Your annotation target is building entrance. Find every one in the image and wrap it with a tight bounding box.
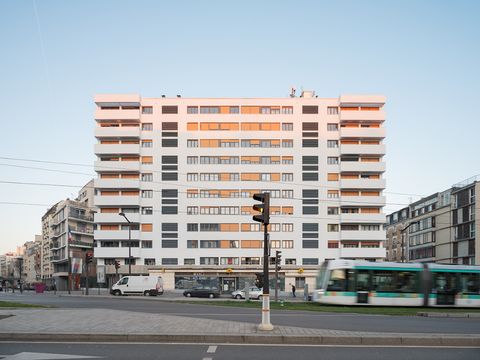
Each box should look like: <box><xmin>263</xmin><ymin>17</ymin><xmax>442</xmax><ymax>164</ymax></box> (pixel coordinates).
<box><xmin>222</xmin><ymin>278</ymin><xmax>236</xmax><ymax>293</ymax></box>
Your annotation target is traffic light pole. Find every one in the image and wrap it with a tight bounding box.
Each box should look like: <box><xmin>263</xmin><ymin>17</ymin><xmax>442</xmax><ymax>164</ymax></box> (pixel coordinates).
<box><xmin>85</xmin><ymin>252</ymin><xmax>89</xmax><ymax>296</ymax></box>
<box><xmin>274</xmin><ymin>259</ymin><xmax>279</xmax><ymax>303</ymax></box>
<box><xmin>259</xmin><ymin>219</ymin><xmax>273</xmax><ymax>331</ymax></box>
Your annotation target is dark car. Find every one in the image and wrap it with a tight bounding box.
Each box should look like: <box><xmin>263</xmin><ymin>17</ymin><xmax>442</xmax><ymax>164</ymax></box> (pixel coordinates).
<box><xmin>183</xmin><ymin>287</ymin><xmax>220</xmax><ymax>298</ymax></box>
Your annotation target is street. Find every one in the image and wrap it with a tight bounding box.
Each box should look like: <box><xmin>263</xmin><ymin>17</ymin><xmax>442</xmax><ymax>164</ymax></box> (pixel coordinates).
<box><xmin>1</xmin><ymin>342</ymin><xmax>479</xmax><ymax>360</ymax></box>
<box><xmin>1</xmin><ymin>292</ymin><xmax>479</xmax><ymax>334</ymax></box>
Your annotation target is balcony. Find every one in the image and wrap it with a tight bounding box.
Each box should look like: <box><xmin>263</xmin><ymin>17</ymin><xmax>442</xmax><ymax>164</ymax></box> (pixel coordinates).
<box><xmin>95</xmin><ymin>109</ymin><xmax>140</xmax><ymax>121</ymax></box>
<box><xmin>94</xmin><ymin>144</ymin><xmax>140</xmax><ymax>156</ymax></box>
<box><xmin>94</xmin><ymin>178</ymin><xmax>140</xmax><ymax>189</ymax></box>
<box><xmin>340</xmin><ymin>213</ymin><xmax>386</xmax><ymax>223</ymax></box>
<box><xmin>341</xmin><ymin>161</ymin><xmax>386</xmax><ymax>173</ymax></box>
<box><xmin>340</xmin><ymin>196</ymin><xmax>386</xmax><ymax>206</ymax></box>
<box><xmin>69</xmin><ymin>240</ymin><xmax>93</xmax><ymax>248</ymax></box>
<box><xmin>95</xmin><ymin>94</ymin><xmax>140</xmax><ymax>105</ymax></box>
<box><xmin>94</xmin><ymin>247</ymin><xmax>142</xmax><ymax>259</ymax></box>
<box><xmin>339</xmin><ymin>247</ymin><xmax>386</xmax><ymax>259</ymax></box>
<box><xmin>68</xmin><ymin>212</ymin><xmax>94</xmax><ymax>222</ymax></box>
<box><xmin>94</xmin><ymin>195</ymin><xmax>140</xmax><ymax>207</ymax></box>
<box><xmin>94</xmin><ymin>127</ymin><xmax>140</xmax><ymax>138</ymax></box>
<box><xmin>340</xmin><ymin>144</ymin><xmax>386</xmax><ymax>155</ymax></box>
<box><xmin>94</xmin><ymin>229</ymin><xmax>141</xmax><ymax>240</ymax></box>
<box><xmin>340</xmin><ymin>179</ymin><xmax>386</xmax><ymax>189</ymax></box>
<box><xmin>94</xmin><ymin>212</ymin><xmax>140</xmax><ymax>224</ymax></box>
<box><xmin>340</xmin><ymin>127</ymin><xmax>386</xmax><ymax>138</ymax></box>
<box><xmin>340</xmin><ymin>230</ymin><xmax>386</xmax><ymax>241</ymax></box>
<box><xmin>94</xmin><ymin>160</ymin><xmax>140</xmax><ymax>172</ymax></box>
<box><xmin>69</xmin><ymin>226</ymin><xmax>94</xmax><ymax>236</ymax></box>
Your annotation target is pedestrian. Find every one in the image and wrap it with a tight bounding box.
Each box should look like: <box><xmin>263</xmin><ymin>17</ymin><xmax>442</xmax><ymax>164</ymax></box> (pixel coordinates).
<box><xmin>291</xmin><ymin>283</ymin><xmax>296</xmax><ymax>297</ymax></box>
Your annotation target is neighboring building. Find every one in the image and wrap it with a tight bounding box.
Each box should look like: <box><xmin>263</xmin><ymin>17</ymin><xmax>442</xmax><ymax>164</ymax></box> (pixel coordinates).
<box><xmin>386</xmin><ymin>175</ymin><xmax>479</xmax><ymax>265</ymax></box>
<box><xmin>385</xmin><ymin>207</ymin><xmax>409</xmax><ymax>262</ymax></box>
<box><xmin>408</xmin><ymin>190</ymin><xmax>452</xmax><ymax>263</ymax></box>
<box><xmin>93</xmin><ymin>92</ymin><xmax>387</xmax><ymax>291</ymax></box>
<box><xmin>22</xmin><ymin>235</ymin><xmax>42</xmax><ymax>285</ymax></box>
<box><xmin>41</xmin><ymin>180</ymin><xmax>96</xmax><ymax>290</ymax></box>
<box><xmin>451</xmin><ymin>177</ymin><xmax>479</xmax><ymax>265</ymax></box>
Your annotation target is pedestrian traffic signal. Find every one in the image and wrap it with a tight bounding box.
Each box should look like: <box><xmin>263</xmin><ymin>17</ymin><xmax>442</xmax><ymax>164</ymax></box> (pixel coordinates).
<box><xmin>114</xmin><ymin>260</ymin><xmax>120</xmax><ymax>270</ymax></box>
<box><xmin>254</xmin><ymin>272</ymin><xmax>264</xmax><ymax>289</ymax></box>
<box><xmin>86</xmin><ymin>251</ymin><xmax>94</xmax><ymax>264</ymax></box>
<box><xmin>275</xmin><ymin>250</ymin><xmax>282</xmax><ymax>272</ymax></box>
<box><xmin>252</xmin><ymin>193</ymin><xmax>270</xmax><ymax>225</ymax></box>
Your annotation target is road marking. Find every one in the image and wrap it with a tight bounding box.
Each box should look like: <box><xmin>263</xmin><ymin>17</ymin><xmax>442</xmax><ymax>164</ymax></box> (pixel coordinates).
<box><xmin>0</xmin><ymin>352</ymin><xmax>101</xmax><ymax>359</ymax></box>
<box><xmin>202</xmin><ymin>358</ymin><xmax>212</xmax><ymax>360</ymax></box>
<box><xmin>206</xmin><ymin>345</ymin><xmax>217</xmax><ymax>353</ymax></box>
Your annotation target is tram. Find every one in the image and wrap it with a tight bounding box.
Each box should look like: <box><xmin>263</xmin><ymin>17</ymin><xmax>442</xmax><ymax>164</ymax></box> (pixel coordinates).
<box><xmin>313</xmin><ymin>260</ymin><xmax>480</xmax><ymax>307</ymax></box>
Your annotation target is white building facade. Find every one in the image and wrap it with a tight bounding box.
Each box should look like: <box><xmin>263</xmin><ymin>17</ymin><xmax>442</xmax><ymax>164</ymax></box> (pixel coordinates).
<box><xmin>93</xmin><ymin>92</ymin><xmax>387</xmax><ymax>291</ymax></box>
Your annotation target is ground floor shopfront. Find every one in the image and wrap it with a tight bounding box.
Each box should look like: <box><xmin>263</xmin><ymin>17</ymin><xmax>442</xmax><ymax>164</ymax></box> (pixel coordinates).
<box><xmin>148</xmin><ymin>265</ymin><xmax>319</xmax><ymax>294</ymax></box>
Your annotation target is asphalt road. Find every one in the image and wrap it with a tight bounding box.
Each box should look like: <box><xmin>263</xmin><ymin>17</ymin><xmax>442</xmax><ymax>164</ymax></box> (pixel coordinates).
<box><xmin>1</xmin><ymin>342</ymin><xmax>479</xmax><ymax>360</ymax></box>
<box><xmin>2</xmin><ymin>292</ymin><xmax>480</xmax><ymax>334</ymax></box>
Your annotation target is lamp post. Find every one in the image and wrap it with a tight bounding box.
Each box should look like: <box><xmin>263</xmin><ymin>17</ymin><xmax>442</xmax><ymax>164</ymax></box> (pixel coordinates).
<box><xmin>119</xmin><ymin>212</ymin><xmax>132</xmax><ymax>275</ymax></box>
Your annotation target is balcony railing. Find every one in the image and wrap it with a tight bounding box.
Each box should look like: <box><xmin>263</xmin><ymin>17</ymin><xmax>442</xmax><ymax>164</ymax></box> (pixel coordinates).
<box><xmin>69</xmin><ymin>211</ymin><xmax>94</xmax><ymax>222</ymax></box>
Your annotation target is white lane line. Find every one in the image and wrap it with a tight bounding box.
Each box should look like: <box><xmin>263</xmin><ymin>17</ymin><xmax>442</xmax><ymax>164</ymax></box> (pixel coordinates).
<box><xmin>202</xmin><ymin>358</ymin><xmax>213</xmax><ymax>360</ymax></box>
<box><xmin>207</xmin><ymin>345</ymin><xmax>217</xmax><ymax>353</ymax></box>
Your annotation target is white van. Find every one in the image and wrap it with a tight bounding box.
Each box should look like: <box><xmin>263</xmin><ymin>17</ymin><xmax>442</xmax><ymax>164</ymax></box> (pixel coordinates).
<box><xmin>110</xmin><ymin>276</ymin><xmax>163</xmax><ymax>296</ymax></box>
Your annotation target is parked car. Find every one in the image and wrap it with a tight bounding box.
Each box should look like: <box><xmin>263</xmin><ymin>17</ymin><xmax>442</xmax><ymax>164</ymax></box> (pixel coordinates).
<box><xmin>231</xmin><ymin>287</ymin><xmax>263</xmax><ymax>300</ymax></box>
<box><xmin>183</xmin><ymin>287</ymin><xmax>220</xmax><ymax>298</ymax></box>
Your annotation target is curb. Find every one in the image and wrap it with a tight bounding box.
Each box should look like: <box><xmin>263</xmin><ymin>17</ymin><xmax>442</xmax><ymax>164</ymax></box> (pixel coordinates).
<box><xmin>417</xmin><ymin>312</ymin><xmax>480</xmax><ymax>318</ymax></box>
<box><xmin>1</xmin><ymin>333</ymin><xmax>479</xmax><ymax>346</ymax></box>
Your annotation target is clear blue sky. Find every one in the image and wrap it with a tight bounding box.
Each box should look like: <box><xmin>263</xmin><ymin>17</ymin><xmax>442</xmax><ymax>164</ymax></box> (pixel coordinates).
<box><xmin>0</xmin><ymin>0</ymin><xmax>479</xmax><ymax>253</ymax></box>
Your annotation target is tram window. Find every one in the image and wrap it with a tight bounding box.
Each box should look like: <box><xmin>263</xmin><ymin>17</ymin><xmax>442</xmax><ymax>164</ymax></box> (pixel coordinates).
<box><xmin>397</xmin><ymin>271</ymin><xmax>418</xmax><ymax>293</ymax></box>
<box><xmin>356</xmin><ymin>271</ymin><xmax>370</xmax><ymax>291</ymax></box>
<box><xmin>347</xmin><ymin>270</ymin><xmax>355</xmax><ymax>292</ymax></box>
<box><xmin>372</xmin><ymin>271</ymin><xmax>395</xmax><ymax>292</ymax></box>
<box><xmin>459</xmin><ymin>273</ymin><xmax>479</xmax><ymax>294</ymax></box>
<box><xmin>434</xmin><ymin>273</ymin><xmax>457</xmax><ymax>292</ymax></box>
<box><xmin>327</xmin><ymin>269</ymin><xmax>346</xmax><ymax>291</ymax></box>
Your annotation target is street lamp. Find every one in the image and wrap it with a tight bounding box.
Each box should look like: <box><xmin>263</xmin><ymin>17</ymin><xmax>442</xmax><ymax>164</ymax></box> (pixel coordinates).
<box><xmin>400</xmin><ymin>221</ymin><xmax>420</xmax><ymax>263</ymax></box>
<box><xmin>119</xmin><ymin>212</ymin><xmax>132</xmax><ymax>275</ymax></box>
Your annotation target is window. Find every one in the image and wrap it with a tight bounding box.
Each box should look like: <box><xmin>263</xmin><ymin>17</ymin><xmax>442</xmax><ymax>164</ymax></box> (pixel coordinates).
<box><xmin>327</xmin><ymin>190</ymin><xmax>339</xmax><ymax>198</ymax></box>
<box><xmin>281</xmin><ymin>173</ymin><xmax>293</xmax><ymax>182</ymax></box>
<box><xmin>142</xmin><ymin>123</ymin><xmax>153</xmax><ymax>131</ymax></box>
<box><xmin>302</xmin><ymin>156</ymin><xmax>318</xmax><ymax>164</ymax></box>
<box><xmin>303</xmin><ymin>240</ymin><xmax>318</xmax><ymax>248</ymax></box>
<box><xmin>162</xmin><ymin>139</ymin><xmax>178</xmax><ymax>147</ymax></box>
<box><xmin>282</xmin><ymin>240</ymin><xmax>294</xmax><ymax>249</ymax></box>
<box><xmin>162</xmin><ymin>240</ymin><xmax>178</xmax><ymax>248</ymax></box>
<box><xmin>327</xmin><ymin>224</ymin><xmax>339</xmax><ymax>232</ymax></box>
<box><xmin>187</xmin><ymin>156</ymin><xmax>198</xmax><ymax>164</ymax></box>
<box><xmin>327</xmin><ymin>173</ymin><xmax>339</xmax><ymax>181</ymax></box>
<box><xmin>141</xmin><ymin>207</ymin><xmax>153</xmax><ymax>215</ymax></box>
<box><xmin>302</xmin><ymin>173</ymin><xmax>318</xmax><ymax>181</ymax></box>
<box><xmin>141</xmin><ymin>140</ymin><xmax>153</xmax><ymax>148</ymax></box>
<box><xmin>282</xmin><ymin>223</ymin><xmax>293</xmax><ymax>232</ymax></box>
<box><xmin>327</xmin><ymin>123</ymin><xmax>338</xmax><ymax>131</ymax></box>
<box><xmin>327</xmin><ymin>140</ymin><xmax>338</xmax><ymax>148</ymax></box>
<box><xmin>141</xmin><ymin>190</ymin><xmax>153</xmax><ymax>198</ymax></box>
<box><xmin>327</xmin><ymin>207</ymin><xmax>339</xmax><ymax>215</ymax></box>
<box><xmin>187</xmin><ymin>240</ymin><xmax>198</xmax><ymax>248</ymax></box>
<box><xmin>327</xmin><ymin>157</ymin><xmax>339</xmax><ymax>165</ymax></box>
<box><xmin>187</xmin><ymin>223</ymin><xmax>198</xmax><ymax>232</ymax></box>
<box><xmin>286</xmin><ymin>258</ymin><xmax>296</xmax><ymax>265</ymax></box>
<box><xmin>162</xmin><ymin>258</ymin><xmax>178</xmax><ymax>265</ymax></box>
<box><xmin>200</xmin><ymin>257</ymin><xmax>219</xmax><ymax>265</ymax></box>
<box><xmin>141</xmin><ymin>173</ymin><xmax>153</xmax><ymax>182</ymax></box>
<box><xmin>187</xmin><ymin>139</ymin><xmax>198</xmax><ymax>148</ymax></box>
<box><xmin>328</xmin><ymin>241</ymin><xmax>339</xmax><ymax>248</ymax></box>
<box><xmin>229</xmin><ymin>106</ymin><xmax>240</xmax><ymax>114</ymax></box>
<box><xmin>187</xmin><ymin>106</ymin><xmax>198</xmax><ymax>114</ymax></box>
<box><xmin>282</xmin><ymin>190</ymin><xmax>294</xmax><ymax>198</ymax></box>
<box><xmin>142</xmin><ymin>156</ymin><xmax>153</xmax><ymax>164</ymax></box>
<box><xmin>327</xmin><ymin>107</ymin><xmax>339</xmax><ymax>115</ymax></box>
<box><xmin>302</xmin><ymin>258</ymin><xmax>319</xmax><ymax>265</ymax></box>
<box><xmin>184</xmin><ymin>258</ymin><xmax>195</xmax><ymax>265</ymax></box>
<box><xmin>282</xmin><ymin>123</ymin><xmax>293</xmax><ymax>131</ymax></box>
<box><xmin>142</xmin><ymin>241</ymin><xmax>153</xmax><ymax>248</ymax></box>
<box><xmin>142</xmin><ymin>106</ymin><xmax>153</xmax><ymax>114</ymax></box>
<box><xmin>187</xmin><ymin>206</ymin><xmax>198</xmax><ymax>215</ymax></box>
<box><xmin>144</xmin><ymin>258</ymin><xmax>155</xmax><ymax>265</ymax></box>
<box><xmin>302</xmin><ymin>139</ymin><xmax>318</xmax><ymax>148</ymax></box>
<box><xmin>162</xmin><ymin>106</ymin><xmax>178</xmax><ymax>114</ymax></box>
<box><xmin>302</xmin><ymin>106</ymin><xmax>318</xmax><ymax>114</ymax></box>
<box><xmin>282</xmin><ymin>106</ymin><xmax>293</xmax><ymax>114</ymax></box>
<box><xmin>282</xmin><ymin>139</ymin><xmax>293</xmax><ymax>147</ymax></box>
<box><xmin>187</xmin><ymin>173</ymin><xmax>198</xmax><ymax>181</ymax></box>
<box><xmin>200</xmin><ymin>106</ymin><xmax>220</xmax><ymax>114</ymax></box>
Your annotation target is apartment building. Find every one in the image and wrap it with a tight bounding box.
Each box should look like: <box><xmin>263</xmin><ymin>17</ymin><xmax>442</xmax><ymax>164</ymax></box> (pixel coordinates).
<box><xmin>41</xmin><ymin>180</ymin><xmax>96</xmax><ymax>290</ymax></box>
<box><xmin>451</xmin><ymin>177</ymin><xmax>479</xmax><ymax>265</ymax></box>
<box><xmin>385</xmin><ymin>207</ymin><xmax>409</xmax><ymax>262</ymax></box>
<box><xmin>386</xmin><ymin>176</ymin><xmax>479</xmax><ymax>265</ymax></box>
<box><xmin>93</xmin><ymin>91</ymin><xmax>387</xmax><ymax>290</ymax></box>
<box><xmin>22</xmin><ymin>235</ymin><xmax>42</xmax><ymax>285</ymax></box>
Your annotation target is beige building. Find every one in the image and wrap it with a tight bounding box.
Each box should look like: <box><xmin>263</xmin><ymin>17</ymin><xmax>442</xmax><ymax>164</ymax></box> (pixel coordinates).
<box><xmin>385</xmin><ymin>207</ymin><xmax>409</xmax><ymax>262</ymax></box>
<box><xmin>22</xmin><ymin>235</ymin><xmax>42</xmax><ymax>285</ymax></box>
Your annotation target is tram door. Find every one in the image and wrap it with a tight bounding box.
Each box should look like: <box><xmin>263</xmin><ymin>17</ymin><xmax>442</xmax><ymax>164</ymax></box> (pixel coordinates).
<box><xmin>434</xmin><ymin>272</ymin><xmax>456</xmax><ymax>305</ymax></box>
<box><xmin>356</xmin><ymin>270</ymin><xmax>370</xmax><ymax>304</ymax></box>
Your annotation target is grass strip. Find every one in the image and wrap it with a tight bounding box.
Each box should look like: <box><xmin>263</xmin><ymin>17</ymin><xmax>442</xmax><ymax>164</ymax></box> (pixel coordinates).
<box><xmin>182</xmin><ymin>300</ymin><xmax>480</xmax><ymax>316</ymax></box>
<box><xmin>0</xmin><ymin>301</ymin><xmax>47</xmax><ymax>308</ymax></box>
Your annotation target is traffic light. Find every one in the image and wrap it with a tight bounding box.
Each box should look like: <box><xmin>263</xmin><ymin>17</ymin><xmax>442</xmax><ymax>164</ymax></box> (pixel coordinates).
<box><xmin>252</xmin><ymin>193</ymin><xmax>270</xmax><ymax>225</ymax></box>
<box><xmin>114</xmin><ymin>260</ymin><xmax>120</xmax><ymax>270</ymax></box>
<box><xmin>86</xmin><ymin>251</ymin><xmax>94</xmax><ymax>264</ymax></box>
<box><xmin>275</xmin><ymin>250</ymin><xmax>282</xmax><ymax>272</ymax></box>
<box><xmin>254</xmin><ymin>272</ymin><xmax>264</xmax><ymax>289</ymax></box>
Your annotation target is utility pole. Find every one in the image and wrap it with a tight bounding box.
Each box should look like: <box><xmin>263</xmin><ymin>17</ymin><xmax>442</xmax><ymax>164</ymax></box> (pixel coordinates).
<box><xmin>253</xmin><ymin>192</ymin><xmax>273</xmax><ymax>331</ymax></box>
<box><xmin>119</xmin><ymin>213</ymin><xmax>132</xmax><ymax>275</ymax></box>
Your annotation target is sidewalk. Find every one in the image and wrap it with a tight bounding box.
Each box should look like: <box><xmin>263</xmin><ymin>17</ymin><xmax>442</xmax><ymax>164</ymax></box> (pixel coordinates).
<box><xmin>0</xmin><ymin>308</ymin><xmax>479</xmax><ymax>346</ymax></box>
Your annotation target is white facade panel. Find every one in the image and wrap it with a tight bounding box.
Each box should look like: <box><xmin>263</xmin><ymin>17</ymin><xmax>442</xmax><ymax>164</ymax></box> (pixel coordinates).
<box><xmin>95</xmin><ymin>109</ymin><xmax>140</xmax><ymax>121</ymax></box>
<box><xmin>94</xmin><ymin>179</ymin><xmax>140</xmax><ymax>189</ymax></box>
<box><xmin>94</xmin><ymin>161</ymin><xmax>140</xmax><ymax>172</ymax></box>
<box><xmin>340</xmin><ymin>127</ymin><xmax>386</xmax><ymax>138</ymax></box>
<box><xmin>94</xmin><ymin>144</ymin><xmax>140</xmax><ymax>155</ymax></box>
<box><xmin>95</xmin><ymin>127</ymin><xmax>140</xmax><ymax>138</ymax></box>
<box><xmin>94</xmin><ymin>196</ymin><xmax>140</xmax><ymax>207</ymax></box>
<box><xmin>340</xmin><ymin>247</ymin><xmax>386</xmax><ymax>258</ymax></box>
<box><xmin>340</xmin><ymin>144</ymin><xmax>386</xmax><ymax>155</ymax></box>
<box><xmin>340</xmin><ymin>162</ymin><xmax>386</xmax><ymax>173</ymax></box>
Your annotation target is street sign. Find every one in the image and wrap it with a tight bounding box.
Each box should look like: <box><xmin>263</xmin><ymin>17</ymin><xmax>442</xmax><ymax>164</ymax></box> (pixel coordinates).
<box><xmin>96</xmin><ymin>265</ymin><xmax>106</xmax><ymax>283</ymax></box>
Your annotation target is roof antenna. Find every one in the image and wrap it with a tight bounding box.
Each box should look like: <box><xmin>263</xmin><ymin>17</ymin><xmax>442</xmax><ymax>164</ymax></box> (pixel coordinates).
<box><xmin>290</xmin><ymin>87</ymin><xmax>296</xmax><ymax>98</ymax></box>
